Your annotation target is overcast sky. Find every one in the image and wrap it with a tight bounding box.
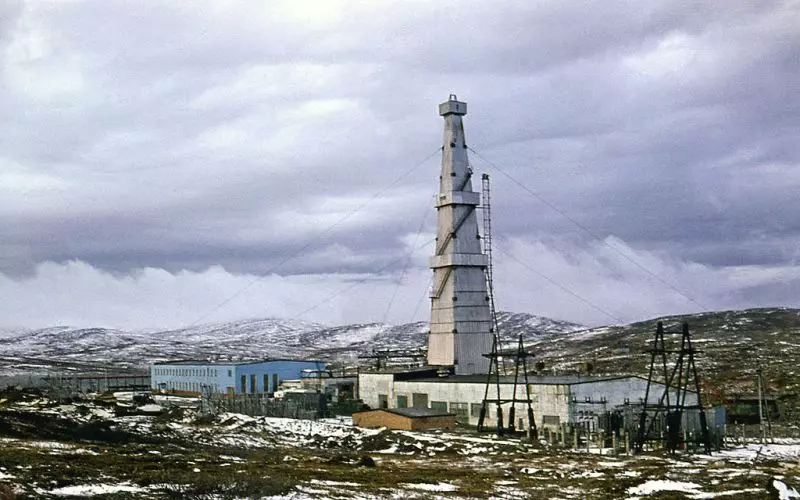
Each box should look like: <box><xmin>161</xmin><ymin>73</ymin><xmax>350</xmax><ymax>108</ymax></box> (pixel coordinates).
<box><xmin>1</xmin><ymin>1</ymin><xmax>799</xmax><ymax>330</ymax></box>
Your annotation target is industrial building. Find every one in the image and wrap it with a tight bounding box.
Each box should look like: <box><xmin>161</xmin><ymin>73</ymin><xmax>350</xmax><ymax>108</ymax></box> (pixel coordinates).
<box><xmin>359</xmin><ymin>370</ymin><xmax>697</xmax><ymax>432</ymax></box>
<box><xmin>356</xmin><ymin>95</ymin><xmax>722</xmax><ymax>448</ymax></box>
<box><xmin>151</xmin><ymin>359</ymin><xmax>325</xmax><ymax>395</ymax></box>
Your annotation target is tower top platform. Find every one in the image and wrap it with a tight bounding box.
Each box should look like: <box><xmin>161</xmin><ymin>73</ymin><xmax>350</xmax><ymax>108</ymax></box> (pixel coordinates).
<box><xmin>439</xmin><ymin>94</ymin><xmax>467</xmax><ymax>116</ymax></box>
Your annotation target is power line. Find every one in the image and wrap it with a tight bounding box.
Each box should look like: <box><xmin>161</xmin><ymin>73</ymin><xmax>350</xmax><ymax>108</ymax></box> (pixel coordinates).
<box><xmin>410</xmin><ymin>275</ymin><xmax>434</xmax><ymax>324</ymax></box>
<box><xmin>185</xmin><ymin>147</ymin><xmax>442</xmax><ymax>327</ymax></box>
<box><xmin>381</xmin><ymin>195</ymin><xmax>433</xmax><ymax>324</ymax></box>
<box><xmin>292</xmin><ymin>238</ymin><xmax>436</xmax><ymax>321</ymax></box>
<box><xmin>494</xmin><ymin>246</ymin><xmax>624</xmax><ymax>324</ymax></box>
<box><xmin>467</xmin><ymin>146</ymin><xmax>709</xmax><ymax>313</ymax></box>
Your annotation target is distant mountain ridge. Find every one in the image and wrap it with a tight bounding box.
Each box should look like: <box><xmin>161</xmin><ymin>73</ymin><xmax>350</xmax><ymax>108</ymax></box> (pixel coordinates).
<box><xmin>0</xmin><ymin>312</ymin><xmax>583</xmax><ymax>376</ymax></box>
<box><xmin>3</xmin><ymin>307</ymin><xmax>797</xmax><ymax>396</ymax></box>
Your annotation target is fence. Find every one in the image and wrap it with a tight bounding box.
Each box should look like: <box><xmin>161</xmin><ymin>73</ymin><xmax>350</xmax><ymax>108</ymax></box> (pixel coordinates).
<box><xmin>200</xmin><ymin>392</ymin><xmax>326</xmax><ymax>420</ymax></box>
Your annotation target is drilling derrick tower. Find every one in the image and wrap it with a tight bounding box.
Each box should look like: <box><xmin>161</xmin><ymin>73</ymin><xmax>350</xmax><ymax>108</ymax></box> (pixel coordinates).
<box><xmin>427</xmin><ymin>95</ymin><xmax>493</xmax><ymax>375</ymax></box>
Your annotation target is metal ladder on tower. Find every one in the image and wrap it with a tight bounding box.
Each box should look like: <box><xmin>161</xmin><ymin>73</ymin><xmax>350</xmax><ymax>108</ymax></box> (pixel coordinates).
<box><xmin>477</xmin><ymin>174</ymin><xmax>537</xmax><ymax>439</ymax></box>
<box><xmin>482</xmin><ymin>174</ymin><xmax>498</xmax><ymax>331</ymax></box>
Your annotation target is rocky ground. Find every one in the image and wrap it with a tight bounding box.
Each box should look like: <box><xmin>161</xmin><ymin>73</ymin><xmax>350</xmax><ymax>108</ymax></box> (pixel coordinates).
<box><xmin>0</xmin><ymin>390</ymin><xmax>798</xmax><ymax>499</ymax></box>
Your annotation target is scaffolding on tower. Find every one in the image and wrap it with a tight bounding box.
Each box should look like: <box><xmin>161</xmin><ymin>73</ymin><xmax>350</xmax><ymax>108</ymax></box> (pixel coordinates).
<box><xmin>476</xmin><ymin>174</ymin><xmax>538</xmax><ymax>440</ymax></box>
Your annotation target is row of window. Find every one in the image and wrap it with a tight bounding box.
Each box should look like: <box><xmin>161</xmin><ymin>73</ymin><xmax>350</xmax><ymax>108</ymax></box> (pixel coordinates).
<box><xmin>386</xmin><ymin>393</ymin><xmax>563</xmax><ymax>427</ymax></box>
<box><xmin>154</xmin><ymin>367</ymin><xmax>233</xmax><ymax>378</ymax></box>
<box><xmin>161</xmin><ymin>380</ymin><xmax>217</xmax><ymax>392</ymax></box>
<box><xmin>386</xmin><ymin>393</ymin><xmax>481</xmax><ymax>422</ymax></box>
<box><xmin>239</xmin><ymin>373</ymin><xmax>280</xmax><ymax>394</ymax></box>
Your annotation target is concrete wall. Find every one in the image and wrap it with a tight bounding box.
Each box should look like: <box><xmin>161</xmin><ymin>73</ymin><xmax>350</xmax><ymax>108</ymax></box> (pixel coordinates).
<box><xmin>358</xmin><ymin>374</ymin><xmax>700</xmax><ymax>431</ymax></box>
<box><xmin>372</xmin><ymin>379</ymin><xmax>545</xmax><ymax>430</ymax></box>
<box><xmin>358</xmin><ymin>373</ymin><xmax>395</xmax><ymax>408</ymax></box>
<box><xmin>151</xmin><ymin>360</ymin><xmax>325</xmax><ymax>394</ymax></box>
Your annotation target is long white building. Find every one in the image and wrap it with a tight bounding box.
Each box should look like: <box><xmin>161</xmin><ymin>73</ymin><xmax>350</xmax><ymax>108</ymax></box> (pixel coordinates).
<box><xmin>359</xmin><ymin>371</ymin><xmax>697</xmax><ymax>431</ymax></box>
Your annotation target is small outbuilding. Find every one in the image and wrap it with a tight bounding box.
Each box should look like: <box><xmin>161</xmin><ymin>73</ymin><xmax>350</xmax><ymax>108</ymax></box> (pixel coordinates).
<box><xmin>352</xmin><ymin>407</ymin><xmax>456</xmax><ymax>431</ymax></box>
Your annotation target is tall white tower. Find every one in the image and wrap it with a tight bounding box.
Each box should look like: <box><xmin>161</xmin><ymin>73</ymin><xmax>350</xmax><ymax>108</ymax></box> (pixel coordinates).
<box><xmin>427</xmin><ymin>95</ymin><xmax>493</xmax><ymax>375</ymax></box>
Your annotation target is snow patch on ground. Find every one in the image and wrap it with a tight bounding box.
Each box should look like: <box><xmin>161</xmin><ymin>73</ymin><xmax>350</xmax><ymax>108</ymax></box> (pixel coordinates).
<box><xmin>627</xmin><ymin>480</ymin><xmax>701</xmax><ymax>497</ymax></box>
<box><xmin>774</xmin><ymin>480</ymin><xmax>800</xmax><ymax>499</ymax></box>
<box><xmin>310</xmin><ymin>479</ymin><xmax>361</xmax><ymax>487</ymax></box>
<box><xmin>402</xmin><ymin>481</ymin><xmax>459</xmax><ymax>492</ymax></box>
<box><xmin>43</xmin><ymin>482</ymin><xmax>147</xmax><ymax>496</ymax></box>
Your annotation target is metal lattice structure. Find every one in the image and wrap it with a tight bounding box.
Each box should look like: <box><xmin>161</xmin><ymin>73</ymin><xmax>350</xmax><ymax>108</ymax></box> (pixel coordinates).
<box><xmin>756</xmin><ymin>366</ymin><xmax>774</xmax><ymax>442</ymax></box>
<box><xmin>477</xmin><ymin>335</ymin><xmax>537</xmax><ymax>439</ymax></box>
<box><xmin>635</xmin><ymin>321</ymin><xmax>711</xmax><ymax>453</ymax></box>
<box><xmin>474</xmin><ymin>174</ymin><xmax>537</xmax><ymax>439</ymax></box>
<box><xmin>357</xmin><ymin>350</ymin><xmax>427</xmax><ymax>371</ymax></box>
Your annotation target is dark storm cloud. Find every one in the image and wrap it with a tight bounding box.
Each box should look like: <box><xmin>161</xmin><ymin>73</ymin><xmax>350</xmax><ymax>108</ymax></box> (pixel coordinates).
<box><xmin>1</xmin><ymin>0</ymin><xmax>799</xmax><ymax>328</ymax></box>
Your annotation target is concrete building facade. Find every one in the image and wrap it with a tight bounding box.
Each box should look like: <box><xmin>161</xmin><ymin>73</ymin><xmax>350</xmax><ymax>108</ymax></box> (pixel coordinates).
<box><xmin>427</xmin><ymin>95</ymin><xmax>493</xmax><ymax>375</ymax></box>
<box><xmin>151</xmin><ymin>359</ymin><xmax>325</xmax><ymax>395</ymax></box>
<box><xmin>358</xmin><ymin>372</ymin><xmax>697</xmax><ymax>431</ymax></box>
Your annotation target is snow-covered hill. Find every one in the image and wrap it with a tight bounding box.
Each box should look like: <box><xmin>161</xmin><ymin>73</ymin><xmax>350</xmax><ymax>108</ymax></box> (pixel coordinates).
<box><xmin>0</xmin><ymin>312</ymin><xmax>584</xmax><ymax>376</ymax></box>
<box><xmin>3</xmin><ymin>307</ymin><xmax>799</xmax><ymax>393</ymax></box>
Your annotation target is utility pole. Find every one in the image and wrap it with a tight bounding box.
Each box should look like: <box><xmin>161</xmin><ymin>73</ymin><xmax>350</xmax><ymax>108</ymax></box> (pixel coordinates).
<box><xmin>757</xmin><ymin>367</ymin><xmax>764</xmax><ymax>443</ymax></box>
<box><xmin>756</xmin><ymin>367</ymin><xmax>773</xmax><ymax>443</ymax></box>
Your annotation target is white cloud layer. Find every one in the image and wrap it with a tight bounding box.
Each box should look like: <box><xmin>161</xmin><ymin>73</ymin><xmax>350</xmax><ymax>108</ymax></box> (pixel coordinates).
<box><xmin>1</xmin><ymin>1</ymin><xmax>798</xmax><ymax>327</ymax></box>
<box><xmin>2</xmin><ymin>236</ymin><xmax>797</xmax><ymax>331</ymax></box>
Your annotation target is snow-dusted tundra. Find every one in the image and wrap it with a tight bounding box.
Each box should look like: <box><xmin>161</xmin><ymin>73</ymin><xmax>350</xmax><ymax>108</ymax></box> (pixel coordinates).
<box><xmin>0</xmin><ymin>392</ymin><xmax>798</xmax><ymax>499</ymax></box>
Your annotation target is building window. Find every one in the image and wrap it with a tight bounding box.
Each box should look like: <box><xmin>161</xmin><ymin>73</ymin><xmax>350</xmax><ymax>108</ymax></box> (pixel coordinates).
<box><xmin>228</xmin><ymin>369</ymin><xmax>232</xmax><ymax>377</ymax></box>
<box><xmin>263</xmin><ymin>374</ymin><xmax>269</xmax><ymax>393</ymax></box>
<box><xmin>430</xmin><ymin>401</ymin><xmax>447</xmax><ymax>411</ymax></box>
<box><xmin>542</xmin><ymin>415</ymin><xmax>560</xmax><ymax>427</ymax></box>
<box><xmin>378</xmin><ymin>394</ymin><xmax>388</xmax><ymax>409</ymax></box>
<box><xmin>250</xmin><ymin>374</ymin><xmax>256</xmax><ymax>394</ymax></box>
<box><xmin>412</xmin><ymin>393</ymin><xmax>429</xmax><ymax>409</ymax></box>
<box><xmin>450</xmin><ymin>402</ymin><xmax>469</xmax><ymax>423</ymax></box>
<box><xmin>240</xmin><ymin>375</ymin><xmax>247</xmax><ymax>393</ymax></box>
<box><xmin>470</xmin><ymin>403</ymin><xmax>483</xmax><ymax>417</ymax></box>
<box><xmin>397</xmin><ymin>395</ymin><xmax>408</xmax><ymax>408</ymax></box>
<box><xmin>273</xmin><ymin>374</ymin><xmax>279</xmax><ymax>392</ymax></box>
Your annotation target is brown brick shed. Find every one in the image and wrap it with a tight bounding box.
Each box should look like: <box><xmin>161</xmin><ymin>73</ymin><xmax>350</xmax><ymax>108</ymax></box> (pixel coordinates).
<box><xmin>352</xmin><ymin>407</ymin><xmax>457</xmax><ymax>431</ymax></box>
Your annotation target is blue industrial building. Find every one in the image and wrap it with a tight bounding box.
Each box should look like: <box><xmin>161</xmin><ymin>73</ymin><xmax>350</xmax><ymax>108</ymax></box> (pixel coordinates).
<box><xmin>150</xmin><ymin>359</ymin><xmax>325</xmax><ymax>395</ymax></box>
